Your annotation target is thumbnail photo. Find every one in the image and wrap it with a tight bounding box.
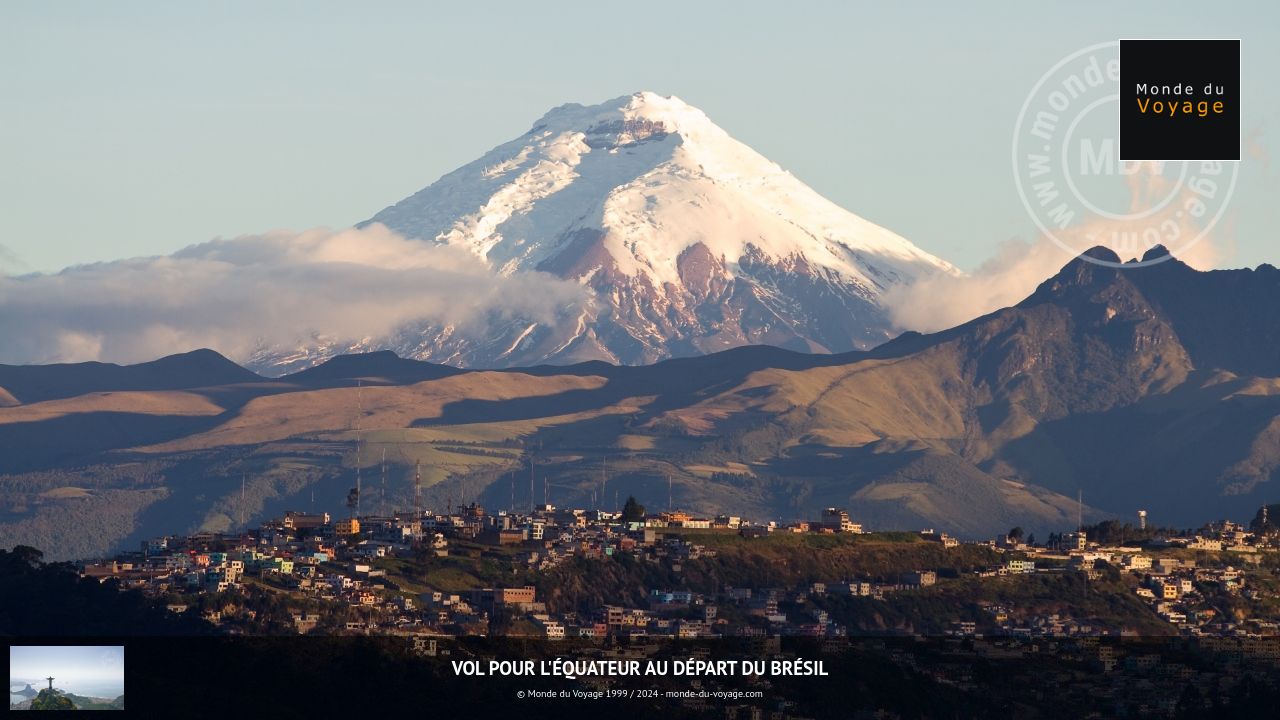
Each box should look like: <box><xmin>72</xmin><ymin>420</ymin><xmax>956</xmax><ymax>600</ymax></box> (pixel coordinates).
<box><xmin>9</xmin><ymin>646</ymin><xmax>124</xmax><ymax>711</ymax></box>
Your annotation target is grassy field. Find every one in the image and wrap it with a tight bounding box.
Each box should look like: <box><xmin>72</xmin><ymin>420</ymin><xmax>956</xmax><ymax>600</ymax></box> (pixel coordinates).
<box><xmin>814</xmin><ymin>571</ymin><xmax>1172</xmax><ymax>635</ymax></box>
<box><xmin>526</xmin><ymin>533</ymin><xmax>1004</xmax><ymax>615</ymax></box>
<box><xmin>372</xmin><ymin>541</ymin><xmax>531</xmax><ymax>594</ymax></box>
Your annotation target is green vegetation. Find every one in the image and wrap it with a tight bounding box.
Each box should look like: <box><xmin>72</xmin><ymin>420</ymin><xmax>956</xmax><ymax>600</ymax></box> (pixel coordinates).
<box><xmin>0</xmin><ymin>545</ymin><xmax>214</xmax><ymax>635</ymax></box>
<box><xmin>63</xmin><ymin>693</ymin><xmax>125</xmax><ymax>710</ymax></box>
<box><xmin>373</xmin><ymin>542</ymin><xmax>532</xmax><ymax>593</ymax></box>
<box><xmin>0</xmin><ymin>487</ymin><xmax>168</xmax><ymax>563</ymax></box>
<box><xmin>816</xmin><ymin>572</ymin><xmax>1170</xmax><ymax>635</ymax></box>
<box><xmin>621</xmin><ymin>496</ymin><xmax>645</xmax><ymax>523</ymax></box>
<box><xmin>667</xmin><ymin>530</ymin><xmax>926</xmax><ymax>548</ymax></box>
<box><xmin>1251</xmin><ymin>504</ymin><xmax>1280</xmax><ymax>533</ymax></box>
<box><xmin>535</xmin><ymin>533</ymin><xmax>1001</xmax><ymax>615</ymax></box>
<box><xmin>1080</xmin><ymin>518</ymin><xmax>1186</xmax><ymax>545</ymax></box>
<box><xmin>29</xmin><ymin>688</ymin><xmax>75</xmax><ymax>710</ymax></box>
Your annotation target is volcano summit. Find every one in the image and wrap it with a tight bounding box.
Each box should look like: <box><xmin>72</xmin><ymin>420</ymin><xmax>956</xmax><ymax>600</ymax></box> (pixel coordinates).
<box><xmin>252</xmin><ymin>92</ymin><xmax>956</xmax><ymax>373</ymax></box>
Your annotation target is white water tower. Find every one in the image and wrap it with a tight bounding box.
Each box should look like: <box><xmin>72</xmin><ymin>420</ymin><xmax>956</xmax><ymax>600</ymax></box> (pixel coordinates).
<box><xmin>1138</xmin><ymin>509</ymin><xmax>1147</xmax><ymax>531</ymax></box>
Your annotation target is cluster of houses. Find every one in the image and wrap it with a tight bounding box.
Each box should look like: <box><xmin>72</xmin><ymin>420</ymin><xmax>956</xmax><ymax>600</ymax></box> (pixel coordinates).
<box><xmin>76</xmin><ymin>500</ymin><xmax>1280</xmax><ymax>640</ymax></box>
<box><xmin>74</xmin><ymin>503</ymin><xmax>923</xmax><ymax>637</ymax></box>
<box><xmin>968</xmin><ymin>520</ymin><xmax>1280</xmax><ymax>638</ymax></box>
<box><xmin>1125</xmin><ymin>553</ymin><xmax>1272</xmax><ymax>635</ymax></box>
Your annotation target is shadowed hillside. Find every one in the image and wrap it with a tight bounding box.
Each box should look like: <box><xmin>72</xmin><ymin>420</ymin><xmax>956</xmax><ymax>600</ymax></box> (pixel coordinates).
<box><xmin>2</xmin><ymin>247</ymin><xmax>1279</xmax><ymax>558</ymax></box>
<box><xmin>0</xmin><ymin>348</ymin><xmax>261</xmax><ymax>404</ymax></box>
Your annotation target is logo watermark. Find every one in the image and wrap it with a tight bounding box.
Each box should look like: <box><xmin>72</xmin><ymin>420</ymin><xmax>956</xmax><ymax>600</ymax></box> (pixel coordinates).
<box><xmin>1012</xmin><ymin>41</ymin><xmax>1237</xmax><ymax>268</ymax></box>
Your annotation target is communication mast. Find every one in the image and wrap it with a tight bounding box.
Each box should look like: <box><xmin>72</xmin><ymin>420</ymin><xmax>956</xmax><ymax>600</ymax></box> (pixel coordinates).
<box><xmin>353</xmin><ymin>380</ymin><xmax>363</xmax><ymax>518</ymax></box>
<box><xmin>413</xmin><ymin>459</ymin><xmax>422</xmax><ymax>520</ymax></box>
<box><xmin>1077</xmin><ymin>489</ymin><xmax>1083</xmax><ymax>531</ymax></box>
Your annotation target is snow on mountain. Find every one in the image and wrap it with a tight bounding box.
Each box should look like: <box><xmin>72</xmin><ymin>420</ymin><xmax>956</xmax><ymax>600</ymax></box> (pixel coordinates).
<box><xmin>251</xmin><ymin>92</ymin><xmax>957</xmax><ymax>373</ymax></box>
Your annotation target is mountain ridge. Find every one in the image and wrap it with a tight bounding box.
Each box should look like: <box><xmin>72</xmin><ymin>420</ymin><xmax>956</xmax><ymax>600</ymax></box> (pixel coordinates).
<box><xmin>3</xmin><ymin>247</ymin><xmax>1280</xmax><ymax>559</ymax></box>
<box><xmin>250</xmin><ymin>91</ymin><xmax>956</xmax><ymax>373</ymax></box>
<box><xmin>0</xmin><ymin>348</ymin><xmax>261</xmax><ymax>405</ymax></box>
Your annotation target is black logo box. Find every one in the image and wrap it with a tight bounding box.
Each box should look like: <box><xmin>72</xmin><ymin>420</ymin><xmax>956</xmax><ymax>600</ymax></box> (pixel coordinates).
<box><xmin>1119</xmin><ymin>39</ymin><xmax>1240</xmax><ymax>161</ymax></box>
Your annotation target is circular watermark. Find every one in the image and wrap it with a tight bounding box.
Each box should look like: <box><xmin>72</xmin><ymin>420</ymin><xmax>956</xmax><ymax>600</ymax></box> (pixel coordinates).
<box><xmin>1012</xmin><ymin>41</ymin><xmax>1237</xmax><ymax>268</ymax></box>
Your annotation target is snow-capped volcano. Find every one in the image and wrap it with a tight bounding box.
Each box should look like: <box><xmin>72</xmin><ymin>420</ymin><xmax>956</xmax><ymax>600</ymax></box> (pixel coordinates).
<box><xmin>256</xmin><ymin>92</ymin><xmax>956</xmax><ymax>372</ymax></box>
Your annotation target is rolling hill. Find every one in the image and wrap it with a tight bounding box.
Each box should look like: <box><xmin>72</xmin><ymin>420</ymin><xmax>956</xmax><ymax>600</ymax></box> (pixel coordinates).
<box><xmin>2</xmin><ymin>246</ymin><xmax>1278</xmax><ymax>559</ymax></box>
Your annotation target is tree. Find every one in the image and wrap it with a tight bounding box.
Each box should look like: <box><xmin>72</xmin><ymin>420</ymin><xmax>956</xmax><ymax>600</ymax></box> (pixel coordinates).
<box><xmin>1007</xmin><ymin>527</ymin><xmax>1024</xmax><ymax>543</ymax></box>
<box><xmin>1250</xmin><ymin>504</ymin><xmax>1279</xmax><ymax>534</ymax></box>
<box><xmin>621</xmin><ymin>496</ymin><xmax>646</xmax><ymax>523</ymax></box>
<box><xmin>1026</xmin><ymin>533</ymin><xmax>1036</xmax><ymax>546</ymax></box>
<box><xmin>9</xmin><ymin>545</ymin><xmax>44</xmax><ymax>568</ymax></box>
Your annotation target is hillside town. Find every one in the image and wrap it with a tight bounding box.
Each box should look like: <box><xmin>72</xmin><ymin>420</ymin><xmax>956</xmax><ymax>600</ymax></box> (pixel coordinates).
<box><xmin>73</xmin><ymin>499</ymin><xmax>1280</xmax><ymax>646</ymax></box>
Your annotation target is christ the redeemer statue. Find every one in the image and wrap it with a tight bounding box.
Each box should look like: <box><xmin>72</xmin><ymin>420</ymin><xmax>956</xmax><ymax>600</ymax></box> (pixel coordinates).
<box><xmin>46</xmin><ymin>676</ymin><xmax>54</xmax><ymax>690</ymax></box>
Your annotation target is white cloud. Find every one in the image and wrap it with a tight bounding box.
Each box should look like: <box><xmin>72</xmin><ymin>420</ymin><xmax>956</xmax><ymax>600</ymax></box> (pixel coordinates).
<box><xmin>0</xmin><ymin>242</ymin><xmax>24</xmax><ymax>272</ymax></box>
<box><xmin>885</xmin><ymin>164</ymin><xmax>1232</xmax><ymax>334</ymax></box>
<box><xmin>882</xmin><ymin>237</ymin><xmax>1070</xmax><ymax>333</ymax></box>
<box><xmin>0</xmin><ymin>224</ymin><xmax>588</xmax><ymax>365</ymax></box>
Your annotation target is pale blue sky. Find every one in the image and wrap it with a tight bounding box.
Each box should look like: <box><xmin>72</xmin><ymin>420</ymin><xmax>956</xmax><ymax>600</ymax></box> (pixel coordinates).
<box><xmin>9</xmin><ymin>645</ymin><xmax>124</xmax><ymax>695</ymax></box>
<box><xmin>2</xmin><ymin>1</ymin><xmax>1277</xmax><ymax>273</ymax></box>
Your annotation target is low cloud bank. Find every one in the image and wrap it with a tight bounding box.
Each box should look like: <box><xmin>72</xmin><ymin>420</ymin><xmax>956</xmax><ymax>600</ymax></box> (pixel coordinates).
<box><xmin>886</xmin><ymin>164</ymin><xmax>1230</xmax><ymax>334</ymax></box>
<box><xmin>0</xmin><ymin>224</ymin><xmax>587</xmax><ymax>365</ymax></box>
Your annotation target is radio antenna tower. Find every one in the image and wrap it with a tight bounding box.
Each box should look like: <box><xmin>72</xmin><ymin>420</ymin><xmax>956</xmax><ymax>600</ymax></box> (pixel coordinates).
<box><xmin>380</xmin><ymin>448</ymin><xmax>387</xmax><ymax>518</ymax></box>
<box><xmin>354</xmin><ymin>380</ymin><xmax>363</xmax><ymax>518</ymax></box>
<box><xmin>1077</xmin><ymin>489</ymin><xmax>1083</xmax><ymax>531</ymax></box>
<box><xmin>413</xmin><ymin>459</ymin><xmax>421</xmax><ymax>520</ymax></box>
<box><xmin>240</xmin><ymin>472</ymin><xmax>246</xmax><ymax>528</ymax></box>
